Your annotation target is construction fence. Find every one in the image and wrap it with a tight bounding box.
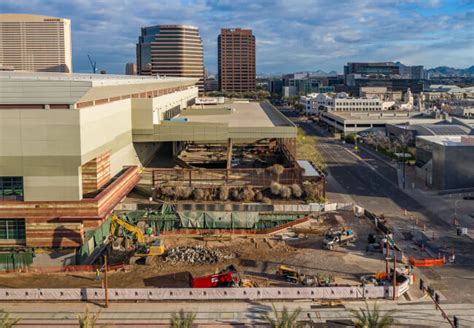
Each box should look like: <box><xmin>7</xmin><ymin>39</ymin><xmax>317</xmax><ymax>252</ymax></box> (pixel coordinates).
<box><xmin>76</xmin><ymin>217</ymin><xmax>112</xmax><ymax>264</ymax></box>
<box><xmin>0</xmin><ymin>252</ymin><xmax>33</xmax><ymax>271</ymax></box>
<box><xmin>0</xmin><ymin>285</ymin><xmax>406</xmax><ymax>302</ymax></box>
<box><xmin>120</xmin><ymin>210</ymin><xmax>305</xmax><ymax>232</ymax></box>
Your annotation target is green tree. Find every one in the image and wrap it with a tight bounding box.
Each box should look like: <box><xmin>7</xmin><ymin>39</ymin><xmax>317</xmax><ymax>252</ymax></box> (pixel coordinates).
<box><xmin>257</xmin><ymin>90</ymin><xmax>271</xmax><ymax>100</ymax></box>
<box><xmin>263</xmin><ymin>304</ymin><xmax>302</xmax><ymax>328</ymax></box>
<box><xmin>350</xmin><ymin>302</ymin><xmax>396</xmax><ymax>328</ymax></box>
<box><xmin>0</xmin><ymin>310</ymin><xmax>19</xmax><ymax>328</ymax></box>
<box><xmin>77</xmin><ymin>307</ymin><xmax>101</xmax><ymax>328</ymax></box>
<box><xmin>170</xmin><ymin>309</ymin><xmax>196</xmax><ymax>328</ymax></box>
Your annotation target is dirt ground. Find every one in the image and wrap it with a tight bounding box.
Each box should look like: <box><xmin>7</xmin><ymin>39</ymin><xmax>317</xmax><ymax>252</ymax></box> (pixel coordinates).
<box><xmin>0</xmin><ymin>212</ymin><xmax>388</xmax><ymax>289</ymax></box>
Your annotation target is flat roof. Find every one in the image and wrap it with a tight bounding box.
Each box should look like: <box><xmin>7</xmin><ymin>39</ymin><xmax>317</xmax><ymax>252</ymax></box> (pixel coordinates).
<box><xmin>0</xmin><ymin>14</ymin><xmax>69</xmax><ymax>22</ymax></box>
<box><xmin>146</xmin><ymin>101</ymin><xmax>297</xmax><ymax>142</ymax></box>
<box><xmin>417</xmin><ymin>135</ymin><xmax>474</xmax><ymax>146</ymax></box>
<box><xmin>178</xmin><ymin>101</ymin><xmax>295</xmax><ymax>128</ymax></box>
<box><xmin>0</xmin><ymin>71</ymin><xmax>194</xmax><ymax>87</ymax></box>
<box><xmin>0</xmin><ymin>72</ymin><xmax>198</xmax><ymax>105</ymax></box>
<box><xmin>297</xmin><ymin>160</ymin><xmax>320</xmax><ymax>177</ymax></box>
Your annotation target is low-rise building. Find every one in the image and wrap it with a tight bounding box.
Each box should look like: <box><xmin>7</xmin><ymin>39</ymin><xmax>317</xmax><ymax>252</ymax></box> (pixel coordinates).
<box><xmin>304</xmin><ymin>92</ymin><xmax>397</xmax><ymax>113</ymax></box>
<box><xmin>416</xmin><ymin>136</ymin><xmax>474</xmax><ymax>190</ymax></box>
<box><xmin>320</xmin><ymin>111</ymin><xmax>444</xmax><ymax>134</ymax></box>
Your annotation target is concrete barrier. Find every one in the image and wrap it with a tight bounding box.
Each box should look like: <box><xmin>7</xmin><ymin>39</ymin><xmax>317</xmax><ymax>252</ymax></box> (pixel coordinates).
<box><xmin>0</xmin><ymin>286</ymin><xmax>396</xmax><ymax>302</ymax></box>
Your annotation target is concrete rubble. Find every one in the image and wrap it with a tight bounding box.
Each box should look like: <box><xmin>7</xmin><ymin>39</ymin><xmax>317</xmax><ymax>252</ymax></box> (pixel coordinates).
<box><xmin>164</xmin><ymin>246</ymin><xmax>235</xmax><ymax>265</ymax></box>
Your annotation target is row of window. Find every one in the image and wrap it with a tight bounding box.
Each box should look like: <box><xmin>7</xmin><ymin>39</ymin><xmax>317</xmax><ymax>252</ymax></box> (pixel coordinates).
<box><xmin>0</xmin><ymin>176</ymin><xmax>24</xmax><ymax>201</ymax></box>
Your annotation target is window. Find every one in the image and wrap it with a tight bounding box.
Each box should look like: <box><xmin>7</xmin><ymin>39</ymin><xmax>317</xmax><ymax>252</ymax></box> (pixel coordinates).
<box><xmin>0</xmin><ymin>177</ymin><xmax>24</xmax><ymax>201</ymax></box>
<box><xmin>0</xmin><ymin>219</ymin><xmax>25</xmax><ymax>240</ymax></box>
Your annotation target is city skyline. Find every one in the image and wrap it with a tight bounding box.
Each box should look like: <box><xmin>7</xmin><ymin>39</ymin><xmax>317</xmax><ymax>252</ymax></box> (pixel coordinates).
<box><xmin>0</xmin><ymin>0</ymin><xmax>472</xmax><ymax>74</ymax></box>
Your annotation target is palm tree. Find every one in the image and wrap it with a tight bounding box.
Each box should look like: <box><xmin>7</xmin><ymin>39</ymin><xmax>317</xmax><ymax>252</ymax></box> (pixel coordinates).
<box><xmin>0</xmin><ymin>310</ymin><xmax>19</xmax><ymax>328</ymax></box>
<box><xmin>263</xmin><ymin>304</ymin><xmax>302</xmax><ymax>328</ymax></box>
<box><xmin>350</xmin><ymin>301</ymin><xmax>395</xmax><ymax>328</ymax></box>
<box><xmin>170</xmin><ymin>309</ymin><xmax>196</xmax><ymax>328</ymax></box>
<box><xmin>77</xmin><ymin>307</ymin><xmax>101</xmax><ymax>328</ymax></box>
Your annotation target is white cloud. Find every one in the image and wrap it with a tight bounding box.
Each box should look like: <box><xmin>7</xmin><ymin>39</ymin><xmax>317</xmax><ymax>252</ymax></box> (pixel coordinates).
<box><xmin>0</xmin><ymin>0</ymin><xmax>472</xmax><ymax>73</ymax></box>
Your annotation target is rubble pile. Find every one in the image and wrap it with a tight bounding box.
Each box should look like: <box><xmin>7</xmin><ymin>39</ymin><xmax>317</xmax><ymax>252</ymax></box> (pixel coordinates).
<box><xmin>164</xmin><ymin>246</ymin><xmax>235</xmax><ymax>265</ymax></box>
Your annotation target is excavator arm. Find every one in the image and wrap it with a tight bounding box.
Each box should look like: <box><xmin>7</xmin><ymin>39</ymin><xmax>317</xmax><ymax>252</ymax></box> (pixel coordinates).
<box><xmin>110</xmin><ymin>214</ymin><xmax>145</xmax><ymax>243</ymax></box>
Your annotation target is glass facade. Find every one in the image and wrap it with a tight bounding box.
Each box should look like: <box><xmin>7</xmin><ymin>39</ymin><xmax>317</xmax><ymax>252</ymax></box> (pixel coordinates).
<box><xmin>0</xmin><ymin>219</ymin><xmax>26</xmax><ymax>240</ymax></box>
<box><xmin>0</xmin><ymin>176</ymin><xmax>24</xmax><ymax>201</ymax></box>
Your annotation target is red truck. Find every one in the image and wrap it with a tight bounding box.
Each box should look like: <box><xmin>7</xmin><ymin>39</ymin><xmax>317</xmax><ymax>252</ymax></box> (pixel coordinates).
<box><xmin>192</xmin><ymin>265</ymin><xmax>240</xmax><ymax>288</ymax></box>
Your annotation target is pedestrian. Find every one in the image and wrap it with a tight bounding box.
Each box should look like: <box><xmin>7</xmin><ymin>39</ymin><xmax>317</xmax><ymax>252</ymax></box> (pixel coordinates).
<box><xmin>95</xmin><ymin>268</ymin><xmax>101</xmax><ymax>281</ymax></box>
<box><xmin>449</xmin><ymin>254</ymin><xmax>455</xmax><ymax>264</ymax></box>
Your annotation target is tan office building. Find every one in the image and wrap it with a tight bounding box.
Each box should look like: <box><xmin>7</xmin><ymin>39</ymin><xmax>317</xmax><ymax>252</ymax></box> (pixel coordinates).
<box><xmin>137</xmin><ymin>25</ymin><xmax>204</xmax><ymax>92</ymax></box>
<box><xmin>218</xmin><ymin>28</ymin><xmax>256</xmax><ymax>92</ymax></box>
<box><xmin>0</xmin><ymin>14</ymin><xmax>72</xmax><ymax>73</ymax></box>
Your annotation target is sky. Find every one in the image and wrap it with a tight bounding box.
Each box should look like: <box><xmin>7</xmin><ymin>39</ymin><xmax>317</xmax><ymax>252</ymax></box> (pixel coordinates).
<box><xmin>1</xmin><ymin>0</ymin><xmax>473</xmax><ymax>75</ymax></box>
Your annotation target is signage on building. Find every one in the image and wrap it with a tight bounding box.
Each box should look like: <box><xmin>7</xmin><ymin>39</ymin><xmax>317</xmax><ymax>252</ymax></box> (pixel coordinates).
<box><xmin>195</xmin><ymin>97</ymin><xmax>224</xmax><ymax>105</ymax></box>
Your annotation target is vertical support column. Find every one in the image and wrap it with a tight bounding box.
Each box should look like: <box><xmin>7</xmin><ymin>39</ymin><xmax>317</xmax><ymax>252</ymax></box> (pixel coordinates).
<box><xmin>226</xmin><ymin>138</ymin><xmax>233</xmax><ymax>170</ymax></box>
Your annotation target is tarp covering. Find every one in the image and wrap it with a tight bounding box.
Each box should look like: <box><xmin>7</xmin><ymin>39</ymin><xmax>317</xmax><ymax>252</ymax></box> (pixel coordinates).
<box><xmin>0</xmin><ymin>252</ymin><xmax>33</xmax><ymax>271</ymax></box>
<box><xmin>205</xmin><ymin>212</ymin><xmax>232</xmax><ymax>229</ymax></box>
<box><xmin>178</xmin><ymin>212</ymin><xmax>206</xmax><ymax>228</ymax></box>
<box><xmin>231</xmin><ymin>212</ymin><xmax>259</xmax><ymax>229</ymax></box>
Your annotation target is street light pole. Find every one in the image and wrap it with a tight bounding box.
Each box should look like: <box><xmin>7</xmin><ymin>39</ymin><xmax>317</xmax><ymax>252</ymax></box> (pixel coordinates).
<box><xmin>402</xmin><ymin>146</ymin><xmax>406</xmax><ymax>189</ymax></box>
<box><xmin>104</xmin><ymin>254</ymin><xmax>109</xmax><ymax>308</ymax></box>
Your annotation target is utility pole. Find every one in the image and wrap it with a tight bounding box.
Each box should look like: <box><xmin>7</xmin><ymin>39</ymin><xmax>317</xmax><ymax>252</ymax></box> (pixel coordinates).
<box><xmin>104</xmin><ymin>254</ymin><xmax>109</xmax><ymax>308</ymax></box>
<box><xmin>393</xmin><ymin>254</ymin><xmax>396</xmax><ymax>301</ymax></box>
<box><xmin>402</xmin><ymin>145</ymin><xmax>406</xmax><ymax>189</ymax></box>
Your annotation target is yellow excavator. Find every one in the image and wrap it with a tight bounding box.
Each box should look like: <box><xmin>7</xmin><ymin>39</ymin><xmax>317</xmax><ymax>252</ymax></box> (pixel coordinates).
<box><xmin>110</xmin><ymin>214</ymin><xmax>165</xmax><ymax>265</ymax></box>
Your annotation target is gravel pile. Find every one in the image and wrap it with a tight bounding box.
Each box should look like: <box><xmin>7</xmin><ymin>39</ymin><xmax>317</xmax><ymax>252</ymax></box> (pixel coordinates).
<box><xmin>164</xmin><ymin>246</ymin><xmax>235</xmax><ymax>265</ymax></box>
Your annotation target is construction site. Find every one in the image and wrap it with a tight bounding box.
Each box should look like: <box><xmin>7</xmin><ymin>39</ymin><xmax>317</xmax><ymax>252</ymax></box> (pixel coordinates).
<box><xmin>0</xmin><ymin>73</ymin><xmax>422</xmax><ymax>308</ymax></box>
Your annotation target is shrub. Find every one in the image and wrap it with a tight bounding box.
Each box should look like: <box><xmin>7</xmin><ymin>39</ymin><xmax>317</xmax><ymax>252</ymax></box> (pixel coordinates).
<box><xmin>291</xmin><ymin>184</ymin><xmax>303</xmax><ymax>198</ymax></box>
<box><xmin>270</xmin><ymin>181</ymin><xmax>282</xmax><ymax>195</ymax></box>
<box><xmin>239</xmin><ymin>187</ymin><xmax>255</xmax><ymax>201</ymax></box>
<box><xmin>262</xmin><ymin>197</ymin><xmax>272</xmax><ymax>204</ymax></box>
<box><xmin>175</xmin><ymin>186</ymin><xmax>193</xmax><ymax>199</ymax></box>
<box><xmin>161</xmin><ymin>186</ymin><xmax>175</xmax><ymax>198</ymax></box>
<box><xmin>218</xmin><ymin>186</ymin><xmax>229</xmax><ymax>201</ymax></box>
<box><xmin>230</xmin><ymin>188</ymin><xmax>240</xmax><ymax>200</ymax></box>
<box><xmin>280</xmin><ymin>185</ymin><xmax>292</xmax><ymax>199</ymax></box>
<box><xmin>302</xmin><ymin>181</ymin><xmax>316</xmax><ymax>198</ymax></box>
<box><xmin>269</xmin><ymin>164</ymin><xmax>285</xmax><ymax>182</ymax></box>
<box><xmin>254</xmin><ymin>191</ymin><xmax>264</xmax><ymax>202</ymax></box>
<box><xmin>192</xmin><ymin>188</ymin><xmax>204</xmax><ymax>201</ymax></box>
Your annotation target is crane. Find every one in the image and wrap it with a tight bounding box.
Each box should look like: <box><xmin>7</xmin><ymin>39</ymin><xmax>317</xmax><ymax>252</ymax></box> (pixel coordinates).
<box><xmin>87</xmin><ymin>54</ymin><xmax>97</xmax><ymax>74</ymax></box>
<box><xmin>110</xmin><ymin>214</ymin><xmax>165</xmax><ymax>265</ymax></box>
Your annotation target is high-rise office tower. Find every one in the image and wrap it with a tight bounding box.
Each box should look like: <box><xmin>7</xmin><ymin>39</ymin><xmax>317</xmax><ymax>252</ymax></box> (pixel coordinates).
<box><xmin>0</xmin><ymin>14</ymin><xmax>72</xmax><ymax>72</ymax></box>
<box><xmin>218</xmin><ymin>28</ymin><xmax>256</xmax><ymax>92</ymax></box>
<box><xmin>136</xmin><ymin>25</ymin><xmax>204</xmax><ymax>91</ymax></box>
<box><xmin>125</xmin><ymin>63</ymin><xmax>137</xmax><ymax>75</ymax></box>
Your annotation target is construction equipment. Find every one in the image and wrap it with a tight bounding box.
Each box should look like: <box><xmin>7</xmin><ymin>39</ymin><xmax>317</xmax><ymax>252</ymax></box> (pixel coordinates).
<box><xmin>110</xmin><ymin>214</ymin><xmax>165</xmax><ymax>265</ymax></box>
<box><xmin>323</xmin><ymin>227</ymin><xmax>356</xmax><ymax>250</ymax></box>
<box><xmin>275</xmin><ymin>265</ymin><xmax>317</xmax><ymax>286</ymax></box>
<box><xmin>276</xmin><ymin>265</ymin><xmax>304</xmax><ymax>283</ymax></box>
<box><xmin>192</xmin><ymin>265</ymin><xmax>240</xmax><ymax>288</ymax></box>
<box><xmin>87</xmin><ymin>54</ymin><xmax>97</xmax><ymax>74</ymax></box>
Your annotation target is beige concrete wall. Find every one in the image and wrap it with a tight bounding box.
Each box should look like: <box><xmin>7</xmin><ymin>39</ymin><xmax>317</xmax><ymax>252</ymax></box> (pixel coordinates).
<box><xmin>79</xmin><ymin>99</ymin><xmax>135</xmax><ymax>178</ymax></box>
<box><xmin>1</xmin><ymin>87</ymin><xmax>198</xmax><ymax>202</ymax></box>
<box><xmin>131</xmin><ymin>98</ymin><xmax>153</xmax><ymax>131</ymax></box>
<box><xmin>132</xmin><ymin>87</ymin><xmax>197</xmax><ymax>135</ymax></box>
<box><xmin>0</xmin><ymin>109</ymin><xmax>82</xmax><ymax>201</ymax></box>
